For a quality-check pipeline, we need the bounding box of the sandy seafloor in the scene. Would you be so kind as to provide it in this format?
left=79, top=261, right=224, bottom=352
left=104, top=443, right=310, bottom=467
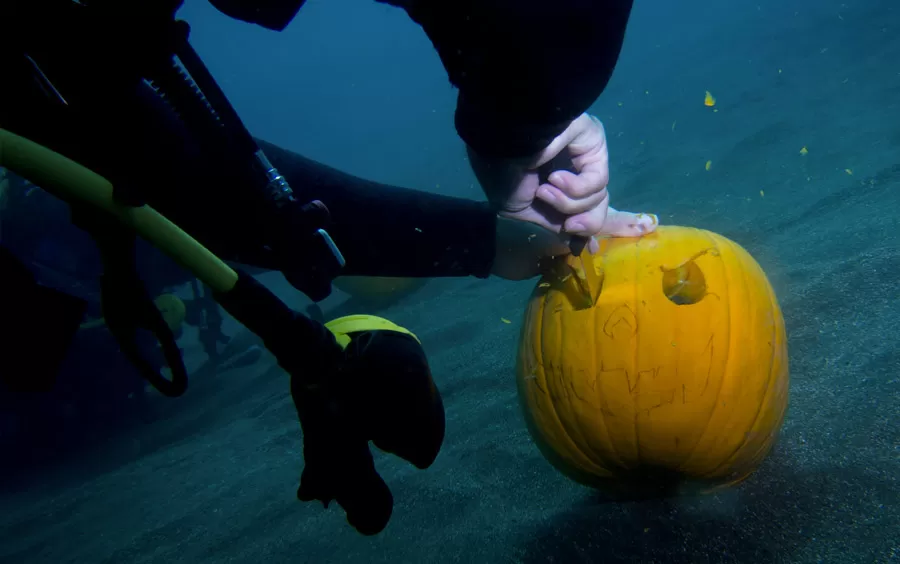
left=1, top=1, right=899, bottom=562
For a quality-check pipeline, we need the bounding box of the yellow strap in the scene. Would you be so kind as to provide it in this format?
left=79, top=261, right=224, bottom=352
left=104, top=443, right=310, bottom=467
left=326, top=314, right=420, bottom=349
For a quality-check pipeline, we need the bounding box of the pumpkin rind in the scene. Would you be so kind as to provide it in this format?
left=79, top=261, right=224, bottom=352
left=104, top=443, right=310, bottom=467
left=516, top=226, right=789, bottom=496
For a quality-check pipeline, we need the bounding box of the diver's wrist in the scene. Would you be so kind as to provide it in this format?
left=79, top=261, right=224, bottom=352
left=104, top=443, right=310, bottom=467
left=489, top=215, right=570, bottom=281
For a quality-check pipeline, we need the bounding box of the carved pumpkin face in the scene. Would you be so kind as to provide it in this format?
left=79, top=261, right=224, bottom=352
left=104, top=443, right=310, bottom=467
left=516, top=226, right=789, bottom=497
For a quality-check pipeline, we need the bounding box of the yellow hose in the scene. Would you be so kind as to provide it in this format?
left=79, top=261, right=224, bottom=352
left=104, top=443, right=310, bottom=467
left=0, top=128, right=238, bottom=294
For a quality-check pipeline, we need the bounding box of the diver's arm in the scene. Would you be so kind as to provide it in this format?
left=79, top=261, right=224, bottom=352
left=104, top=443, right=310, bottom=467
left=257, top=140, right=498, bottom=278
left=378, top=0, right=634, bottom=159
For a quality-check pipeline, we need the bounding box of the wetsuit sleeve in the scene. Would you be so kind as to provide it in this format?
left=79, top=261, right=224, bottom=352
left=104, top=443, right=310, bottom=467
left=257, top=140, right=497, bottom=278
left=378, top=0, right=634, bottom=159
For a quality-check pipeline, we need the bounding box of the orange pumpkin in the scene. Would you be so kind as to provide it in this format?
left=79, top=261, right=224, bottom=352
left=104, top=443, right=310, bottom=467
left=516, top=225, right=789, bottom=497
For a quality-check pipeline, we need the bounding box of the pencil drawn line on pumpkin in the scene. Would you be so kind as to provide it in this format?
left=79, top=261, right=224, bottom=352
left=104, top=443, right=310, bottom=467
left=630, top=366, right=660, bottom=396
left=661, top=246, right=718, bottom=271
left=557, top=364, right=569, bottom=402
left=546, top=363, right=562, bottom=400
left=626, top=370, right=638, bottom=393
left=603, top=304, right=638, bottom=339
left=701, top=335, right=715, bottom=396
left=598, top=366, right=627, bottom=417
left=570, top=368, right=592, bottom=402
left=532, top=362, right=550, bottom=396
left=641, top=387, right=676, bottom=415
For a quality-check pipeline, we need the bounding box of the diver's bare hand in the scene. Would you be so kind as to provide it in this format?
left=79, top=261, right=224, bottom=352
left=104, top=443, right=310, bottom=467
left=469, top=113, right=657, bottom=253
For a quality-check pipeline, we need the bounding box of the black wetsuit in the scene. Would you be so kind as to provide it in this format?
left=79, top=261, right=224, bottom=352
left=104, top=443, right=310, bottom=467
left=2, top=0, right=634, bottom=283
left=246, top=0, right=635, bottom=279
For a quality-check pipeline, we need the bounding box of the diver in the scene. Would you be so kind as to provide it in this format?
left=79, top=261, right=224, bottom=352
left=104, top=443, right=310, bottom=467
left=0, top=0, right=658, bottom=536
left=189, top=0, right=661, bottom=283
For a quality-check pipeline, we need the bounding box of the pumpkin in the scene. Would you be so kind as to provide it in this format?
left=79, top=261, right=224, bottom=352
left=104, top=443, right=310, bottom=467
left=332, top=276, right=429, bottom=303
left=516, top=225, right=789, bottom=497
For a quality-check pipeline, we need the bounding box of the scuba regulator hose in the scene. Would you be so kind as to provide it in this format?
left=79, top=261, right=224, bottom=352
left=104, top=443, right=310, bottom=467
left=0, top=127, right=445, bottom=535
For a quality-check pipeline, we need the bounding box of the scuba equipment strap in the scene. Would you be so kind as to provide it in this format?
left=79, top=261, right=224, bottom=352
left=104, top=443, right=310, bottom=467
left=187, top=278, right=229, bottom=363
left=143, top=16, right=346, bottom=301
left=99, top=247, right=189, bottom=398
left=71, top=204, right=189, bottom=397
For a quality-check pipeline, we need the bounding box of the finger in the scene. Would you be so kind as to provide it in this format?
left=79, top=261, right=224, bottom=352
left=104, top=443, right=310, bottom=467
left=548, top=168, right=610, bottom=199
left=537, top=183, right=608, bottom=216
left=532, top=113, right=598, bottom=168
left=562, top=197, right=610, bottom=236
left=534, top=132, right=578, bottom=169
left=598, top=209, right=660, bottom=237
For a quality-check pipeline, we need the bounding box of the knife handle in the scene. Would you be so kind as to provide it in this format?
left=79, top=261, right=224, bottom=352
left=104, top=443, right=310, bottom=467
left=537, top=156, right=590, bottom=257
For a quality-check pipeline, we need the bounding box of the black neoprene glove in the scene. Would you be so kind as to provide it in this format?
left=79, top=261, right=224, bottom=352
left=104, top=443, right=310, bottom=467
left=214, top=271, right=397, bottom=534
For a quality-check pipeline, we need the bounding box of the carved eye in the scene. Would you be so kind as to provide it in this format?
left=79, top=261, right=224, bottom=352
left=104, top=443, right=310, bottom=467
left=662, top=257, right=706, bottom=306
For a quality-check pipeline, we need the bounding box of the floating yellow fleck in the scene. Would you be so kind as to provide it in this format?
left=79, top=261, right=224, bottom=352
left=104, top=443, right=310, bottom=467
left=538, top=282, right=551, bottom=288
left=704, top=91, right=716, bottom=107
left=705, top=160, right=712, bottom=171
left=760, top=190, right=765, bottom=197
left=617, top=102, right=624, bottom=107
left=778, top=68, right=783, bottom=74
left=799, top=146, right=808, bottom=155
left=671, top=121, right=677, bottom=131
left=500, top=317, right=512, bottom=324
left=845, top=168, right=853, bottom=175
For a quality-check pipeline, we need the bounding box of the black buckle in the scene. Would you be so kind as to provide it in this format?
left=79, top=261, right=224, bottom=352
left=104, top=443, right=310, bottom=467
left=274, top=200, right=345, bottom=302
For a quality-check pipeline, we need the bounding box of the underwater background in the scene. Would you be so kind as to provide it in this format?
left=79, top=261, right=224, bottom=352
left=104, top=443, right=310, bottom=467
left=1, top=0, right=898, bottom=562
